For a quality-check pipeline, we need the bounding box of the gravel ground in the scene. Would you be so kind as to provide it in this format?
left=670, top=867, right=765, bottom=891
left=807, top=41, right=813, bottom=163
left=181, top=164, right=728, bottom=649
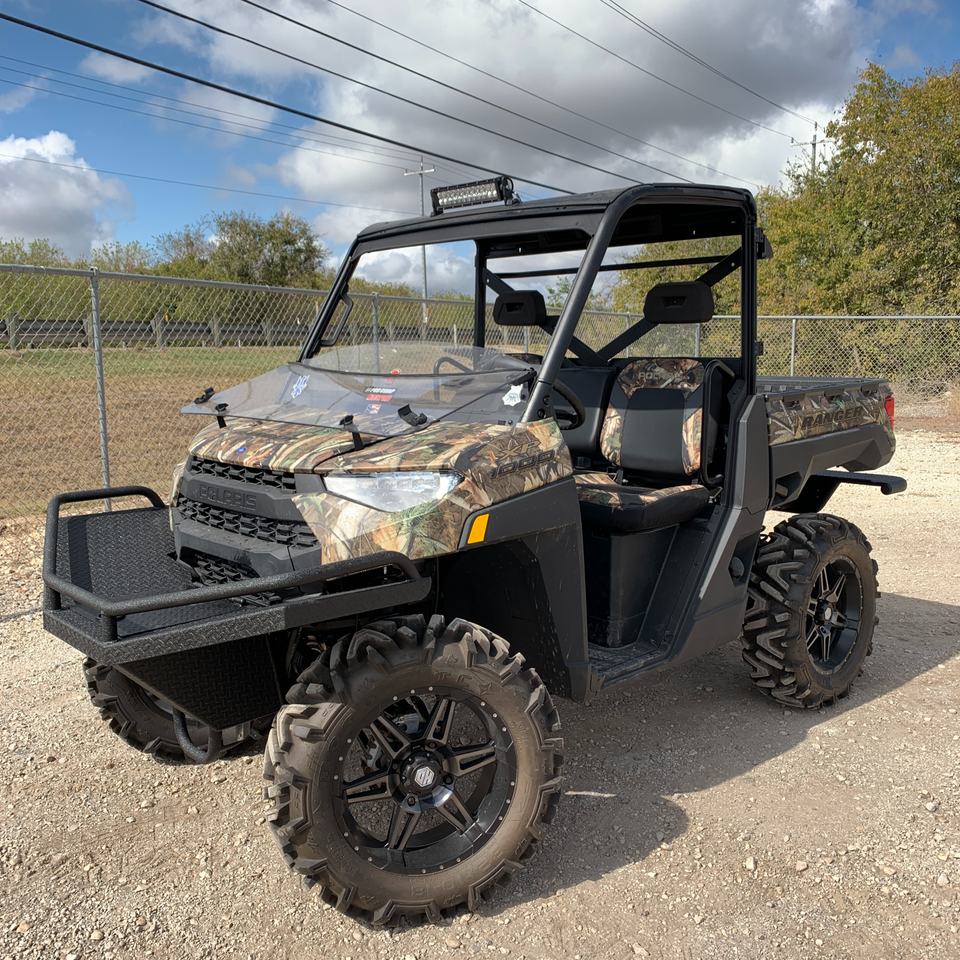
left=1, top=428, right=958, bottom=960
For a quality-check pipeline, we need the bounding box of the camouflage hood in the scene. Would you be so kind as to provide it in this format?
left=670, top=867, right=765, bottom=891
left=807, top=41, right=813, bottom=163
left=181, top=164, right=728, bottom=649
left=188, top=419, right=378, bottom=473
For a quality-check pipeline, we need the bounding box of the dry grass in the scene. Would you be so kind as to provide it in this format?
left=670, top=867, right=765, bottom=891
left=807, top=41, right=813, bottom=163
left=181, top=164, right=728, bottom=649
left=2, top=345, right=293, bottom=516
left=947, top=381, right=960, bottom=428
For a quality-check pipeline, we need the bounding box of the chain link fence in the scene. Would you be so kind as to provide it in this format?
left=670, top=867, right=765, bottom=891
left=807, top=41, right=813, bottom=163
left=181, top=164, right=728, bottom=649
left=2, top=262, right=957, bottom=517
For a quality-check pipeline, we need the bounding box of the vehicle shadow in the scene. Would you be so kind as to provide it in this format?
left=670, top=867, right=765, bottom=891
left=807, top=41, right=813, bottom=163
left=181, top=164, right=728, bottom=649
left=477, top=591, right=960, bottom=914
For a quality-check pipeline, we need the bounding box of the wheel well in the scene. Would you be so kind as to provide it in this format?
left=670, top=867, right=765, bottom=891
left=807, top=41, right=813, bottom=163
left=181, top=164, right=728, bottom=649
left=437, top=540, right=572, bottom=697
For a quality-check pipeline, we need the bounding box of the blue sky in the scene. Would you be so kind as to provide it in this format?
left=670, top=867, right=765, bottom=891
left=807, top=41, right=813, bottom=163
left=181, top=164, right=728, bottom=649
left=0, top=0, right=956, bottom=280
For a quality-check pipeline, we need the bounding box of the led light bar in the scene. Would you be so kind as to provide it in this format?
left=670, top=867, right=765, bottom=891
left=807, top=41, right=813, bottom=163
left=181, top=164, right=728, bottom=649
left=430, top=176, right=515, bottom=215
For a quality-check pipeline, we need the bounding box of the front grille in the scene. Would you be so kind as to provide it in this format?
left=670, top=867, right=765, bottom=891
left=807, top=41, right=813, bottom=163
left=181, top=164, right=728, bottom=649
left=179, top=497, right=318, bottom=548
left=189, top=457, right=297, bottom=491
left=191, top=552, right=279, bottom=606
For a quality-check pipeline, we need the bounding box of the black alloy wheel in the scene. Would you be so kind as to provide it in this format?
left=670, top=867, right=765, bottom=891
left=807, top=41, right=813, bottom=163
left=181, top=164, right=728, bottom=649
left=804, top=556, right=863, bottom=672
left=337, top=691, right=515, bottom=871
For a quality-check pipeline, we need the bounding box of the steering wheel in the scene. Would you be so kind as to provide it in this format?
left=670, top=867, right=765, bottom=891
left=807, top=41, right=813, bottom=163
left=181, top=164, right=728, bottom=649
left=552, top=379, right=586, bottom=431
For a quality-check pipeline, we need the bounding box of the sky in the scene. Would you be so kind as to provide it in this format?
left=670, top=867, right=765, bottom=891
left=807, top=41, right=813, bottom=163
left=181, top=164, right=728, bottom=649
left=0, top=0, right=956, bottom=284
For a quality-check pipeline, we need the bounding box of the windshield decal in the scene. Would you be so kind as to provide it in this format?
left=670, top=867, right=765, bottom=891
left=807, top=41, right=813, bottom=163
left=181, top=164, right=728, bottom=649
left=502, top=384, right=524, bottom=407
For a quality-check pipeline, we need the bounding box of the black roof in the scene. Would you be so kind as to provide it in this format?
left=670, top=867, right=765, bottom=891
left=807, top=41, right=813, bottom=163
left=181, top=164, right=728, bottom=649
left=353, top=183, right=756, bottom=256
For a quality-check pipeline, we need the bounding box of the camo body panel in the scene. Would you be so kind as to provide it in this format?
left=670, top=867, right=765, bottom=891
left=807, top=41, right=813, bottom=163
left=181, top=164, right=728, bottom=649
left=600, top=356, right=704, bottom=475
left=294, top=419, right=572, bottom=563
left=766, top=382, right=896, bottom=449
left=188, top=419, right=368, bottom=472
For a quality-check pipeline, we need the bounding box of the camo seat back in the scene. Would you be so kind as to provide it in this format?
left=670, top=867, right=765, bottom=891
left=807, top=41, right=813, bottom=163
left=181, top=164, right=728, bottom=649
left=599, top=358, right=705, bottom=480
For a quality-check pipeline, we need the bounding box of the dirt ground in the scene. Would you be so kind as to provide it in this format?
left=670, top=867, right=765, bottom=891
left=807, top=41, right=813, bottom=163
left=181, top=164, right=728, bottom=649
left=1, top=428, right=958, bottom=960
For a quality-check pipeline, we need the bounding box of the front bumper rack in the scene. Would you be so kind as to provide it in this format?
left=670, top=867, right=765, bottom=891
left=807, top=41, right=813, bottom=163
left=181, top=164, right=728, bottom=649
left=42, top=486, right=432, bottom=665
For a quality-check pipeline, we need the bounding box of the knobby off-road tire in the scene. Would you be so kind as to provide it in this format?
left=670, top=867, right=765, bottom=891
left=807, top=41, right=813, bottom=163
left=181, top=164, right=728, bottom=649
left=262, top=614, right=564, bottom=925
left=83, top=659, right=228, bottom=762
left=741, top=514, right=878, bottom=708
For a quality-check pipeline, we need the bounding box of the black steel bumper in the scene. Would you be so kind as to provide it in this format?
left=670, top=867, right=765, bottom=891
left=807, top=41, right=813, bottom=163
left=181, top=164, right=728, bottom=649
left=42, top=486, right=432, bottom=665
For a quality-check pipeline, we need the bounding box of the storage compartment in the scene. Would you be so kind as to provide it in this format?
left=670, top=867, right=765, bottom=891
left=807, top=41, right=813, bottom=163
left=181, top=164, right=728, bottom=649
left=583, top=523, right=677, bottom=647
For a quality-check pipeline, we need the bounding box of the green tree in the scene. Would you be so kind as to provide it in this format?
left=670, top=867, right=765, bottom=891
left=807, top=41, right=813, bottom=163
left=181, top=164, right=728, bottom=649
left=153, top=210, right=333, bottom=289
left=0, top=237, right=71, bottom=267
left=758, top=62, right=960, bottom=316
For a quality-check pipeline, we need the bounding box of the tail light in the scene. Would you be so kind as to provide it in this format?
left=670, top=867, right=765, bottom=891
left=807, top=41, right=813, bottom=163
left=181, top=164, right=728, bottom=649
left=884, top=393, right=895, bottom=430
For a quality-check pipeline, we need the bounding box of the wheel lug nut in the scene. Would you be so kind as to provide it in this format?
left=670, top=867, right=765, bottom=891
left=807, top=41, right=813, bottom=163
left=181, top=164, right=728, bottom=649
left=407, top=795, right=417, bottom=806
left=427, top=742, right=437, bottom=749
left=443, top=775, right=454, bottom=785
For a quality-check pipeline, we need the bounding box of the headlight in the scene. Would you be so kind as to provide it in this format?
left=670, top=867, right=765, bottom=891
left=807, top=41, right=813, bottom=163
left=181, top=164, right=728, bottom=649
left=323, top=471, right=462, bottom=512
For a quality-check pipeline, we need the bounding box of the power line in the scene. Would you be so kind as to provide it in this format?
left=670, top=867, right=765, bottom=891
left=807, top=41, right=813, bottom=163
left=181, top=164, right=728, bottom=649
left=234, top=0, right=693, bottom=184
left=0, top=72, right=415, bottom=175
left=134, top=0, right=650, bottom=186
left=0, top=150, right=418, bottom=214
left=0, top=58, right=502, bottom=193
left=515, top=0, right=792, bottom=139
left=598, top=0, right=816, bottom=125
left=0, top=53, right=457, bottom=173
left=0, top=11, right=575, bottom=196
left=321, top=0, right=758, bottom=187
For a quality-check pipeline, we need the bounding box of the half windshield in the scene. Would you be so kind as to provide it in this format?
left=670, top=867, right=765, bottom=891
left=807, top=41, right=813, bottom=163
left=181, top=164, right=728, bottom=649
left=181, top=344, right=535, bottom=437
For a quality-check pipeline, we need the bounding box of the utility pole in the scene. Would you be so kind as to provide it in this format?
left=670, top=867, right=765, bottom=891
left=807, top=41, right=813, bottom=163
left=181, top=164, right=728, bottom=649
left=792, top=121, right=819, bottom=177
left=404, top=156, right=435, bottom=327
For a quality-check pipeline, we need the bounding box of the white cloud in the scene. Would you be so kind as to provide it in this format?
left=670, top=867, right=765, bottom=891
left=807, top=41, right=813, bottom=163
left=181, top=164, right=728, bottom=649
left=0, top=131, right=133, bottom=256
left=354, top=242, right=476, bottom=296
left=78, top=52, right=152, bottom=85
left=891, top=43, right=921, bottom=68
left=154, top=0, right=875, bottom=246
left=0, top=82, right=42, bottom=115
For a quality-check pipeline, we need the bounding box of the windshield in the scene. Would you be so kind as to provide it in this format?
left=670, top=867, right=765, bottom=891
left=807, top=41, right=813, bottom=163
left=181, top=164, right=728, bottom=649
left=181, top=346, right=535, bottom=437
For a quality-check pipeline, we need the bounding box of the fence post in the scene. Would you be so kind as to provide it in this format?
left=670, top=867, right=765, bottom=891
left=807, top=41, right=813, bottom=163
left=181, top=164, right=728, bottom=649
left=694, top=323, right=701, bottom=358
left=790, top=318, right=797, bottom=376
left=452, top=323, right=458, bottom=347
left=153, top=311, right=166, bottom=347
left=523, top=325, right=530, bottom=353
left=372, top=293, right=380, bottom=374
left=88, top=269, right=112, bottom=511
left=8, top=311, right=18, bottom=350
left=211, top=314, right=221, bottom=348
left=263, top=316, right=274, bottom=348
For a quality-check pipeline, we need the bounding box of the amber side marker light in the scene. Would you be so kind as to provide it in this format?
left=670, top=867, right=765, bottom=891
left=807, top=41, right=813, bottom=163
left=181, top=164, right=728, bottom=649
left=467, top=513, right=489, bottom=544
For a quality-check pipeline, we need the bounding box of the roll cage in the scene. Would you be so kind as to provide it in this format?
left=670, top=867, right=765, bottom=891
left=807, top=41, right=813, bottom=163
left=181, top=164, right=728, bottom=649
left=299, top=184, right=766, bottom=425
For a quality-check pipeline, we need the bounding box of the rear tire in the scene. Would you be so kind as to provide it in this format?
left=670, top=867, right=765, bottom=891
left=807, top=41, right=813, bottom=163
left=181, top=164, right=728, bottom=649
left=262, top=614, right=564, bottom=925
left=741, top=514, right=878, bottom=708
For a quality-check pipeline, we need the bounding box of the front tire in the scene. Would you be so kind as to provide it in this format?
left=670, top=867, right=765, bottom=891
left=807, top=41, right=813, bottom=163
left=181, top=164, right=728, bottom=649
left=83, top=659, right=221, bottom=761
left=741, top=514, right=878, bottom=708
left=262, top=614, right=564, bottom=925
left=83, top=660, right=272, bottom=762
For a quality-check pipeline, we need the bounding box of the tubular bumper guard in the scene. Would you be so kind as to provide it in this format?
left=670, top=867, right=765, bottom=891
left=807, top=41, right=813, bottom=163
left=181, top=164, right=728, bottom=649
left=42, top=487, right=432, bottom=665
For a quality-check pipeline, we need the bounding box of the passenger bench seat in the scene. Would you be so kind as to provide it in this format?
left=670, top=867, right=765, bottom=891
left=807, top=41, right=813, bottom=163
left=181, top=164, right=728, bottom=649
left=575, top=358, right=712, bottom=531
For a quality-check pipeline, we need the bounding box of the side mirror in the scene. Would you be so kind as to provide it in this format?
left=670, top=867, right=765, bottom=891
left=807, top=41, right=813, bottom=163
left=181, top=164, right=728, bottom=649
left=758, top=230, right=774, bottom=260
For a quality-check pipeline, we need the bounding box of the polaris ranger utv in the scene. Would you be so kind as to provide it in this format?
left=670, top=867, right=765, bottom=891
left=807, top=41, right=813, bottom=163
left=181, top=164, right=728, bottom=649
left=42, top=181, right=904, bottom=924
